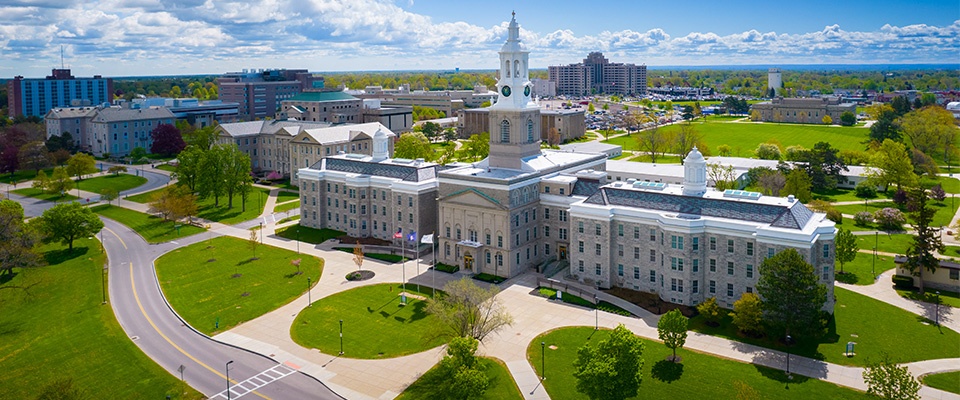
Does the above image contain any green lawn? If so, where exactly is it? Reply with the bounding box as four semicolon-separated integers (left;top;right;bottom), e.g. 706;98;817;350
275;224;344;244
11;187;80;202
155;164;177;173
0;239;202;399
835;199;958;228
128;187;270;224
277;215;301;224
276;190;299;203
91;204;206;243
274;200;300;213
834;252;897;285
537;287;633;316
526;327;868;400
813;188;891;203
334;247;408;263
0;168;55;184
290;284;444;359
156;236;323;335
77;174;147;194
922;371;960;394
896;288;960;309
397;357;522;400
922;176;960;194
689;287;960;367
628;154;683;163
851;233;914;255
603;119;869;157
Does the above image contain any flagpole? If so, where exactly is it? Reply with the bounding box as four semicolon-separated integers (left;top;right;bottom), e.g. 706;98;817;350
432;231;436;298
415;233;420;294
401;232;407;305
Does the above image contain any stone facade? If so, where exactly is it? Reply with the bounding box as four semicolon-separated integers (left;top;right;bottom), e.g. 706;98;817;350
752;97;856;124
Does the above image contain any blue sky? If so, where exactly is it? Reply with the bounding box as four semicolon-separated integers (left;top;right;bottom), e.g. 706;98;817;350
1;0;957;77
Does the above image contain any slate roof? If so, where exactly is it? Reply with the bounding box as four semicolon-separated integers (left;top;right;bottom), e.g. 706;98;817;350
571;179;602;197
584;187;814;230
92;107;175;122
321;158;437;182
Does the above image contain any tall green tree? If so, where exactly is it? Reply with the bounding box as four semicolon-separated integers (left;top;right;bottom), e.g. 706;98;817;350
462;132;489;161
0;200;43;278
573;324;645;400
197;145;228;207
862;356;920;400
795;141;847;190
865;139;917;192
48;166;75;196
834;228;858;274
899;106;957;156
435;337;489;399
220;145;252;209
394;132;433;161
868;109;902;144
757;248;828;340
730;292;764;336
65;153;96;181
38;202;104;251
782;168;813;203
903;186;944;294
657;309;688;362
173;145;204;192
425;278;513;342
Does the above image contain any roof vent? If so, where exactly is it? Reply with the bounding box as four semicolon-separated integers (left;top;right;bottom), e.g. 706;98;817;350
787;194;795;203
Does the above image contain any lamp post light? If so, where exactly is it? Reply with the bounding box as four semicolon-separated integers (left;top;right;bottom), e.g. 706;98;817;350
259;222;263;244
873;232;878;279
594;292;599;330
540;341;546;381
339;319;344;355
225;360;234;400
936;291;941;327
102;266;108;305
296;226;300;254
307;277;312;307
785;335;793;380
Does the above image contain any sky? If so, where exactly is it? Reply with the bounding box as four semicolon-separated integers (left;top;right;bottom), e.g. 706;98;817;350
1;0;958;77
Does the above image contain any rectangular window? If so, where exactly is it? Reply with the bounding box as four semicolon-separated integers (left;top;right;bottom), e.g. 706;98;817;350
768;248;775;259
709;259;716;272
692;259;699;272
823;266;830;281
746;287;753;293
595;244;601;256
823;244;830;258
618;224;624;237
544;226;550;237
727;262;734;276
649;249;656;262
746;264;754;278
634;267;640;279
950;269;959;280
559;210;567;222
545;244;550;254
617;264;624;277
544;186;550;193
578;261;584;273
486;234;491;245
578;221;584;233
544;208;550;219
747;242;754;256
595;224;602;236
649;270;656;283
709;280;716;294
595;264;602;276
578;241;584;253
692;280;699;294
634;226;640;239
671;278;677;291
678;279;684;293
446;227;451;238
727;284;734;297
709;237;717;251
634;247;640;260
650;229;656;241
692;237;699;251
498;236;503;247
617;245;623;257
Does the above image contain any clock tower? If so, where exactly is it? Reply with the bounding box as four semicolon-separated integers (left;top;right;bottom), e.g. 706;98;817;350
488;12;542;170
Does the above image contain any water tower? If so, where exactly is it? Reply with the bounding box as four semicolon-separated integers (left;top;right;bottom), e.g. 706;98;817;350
768;68;782;96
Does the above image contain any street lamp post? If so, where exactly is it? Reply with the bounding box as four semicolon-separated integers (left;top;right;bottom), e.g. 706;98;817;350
785;335;793;380
540;341;545;381
296;226;300;254
102;266;108;305
594;292;599;330
225;360;234;400
307;277;312;307
339;319;344;355
259;222;263;244
873;232;878;279
936;291;941;326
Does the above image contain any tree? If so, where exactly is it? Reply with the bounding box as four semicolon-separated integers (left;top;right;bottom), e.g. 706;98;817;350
573;324;645;400
930;184;947;202
249;229;259;259
425;278;513;342
107;165;127;176
173;146;204;191
782;168;812;203
197;145;227;206
840;111;856;126
38;202;104;251
421;122;441;142
394;132;433;161
757;248;827;340
32;170;50;192
758;171;786;196
50;148;71;166
184;126;219;150
657;309;688;362
869;109;902;144
795;142;847;191
673;123;705;164
890;96;912;116
634;126;672;164
48;166;75;196
434;337;490;399
99;188;119;206
220;145;252;209
707;163;737;191
754;143;781;160
353;241;363;274
696;297;723;326
717;144;732;156
909;148;939;178
66;153;96;181
900;106;957;156
148;185;197;222
150;123;186;157
129;146;148;162
834;228;858;274
730;292;763;336
0;200;43;278
865;139;917;192
874;207;906;231
904;186;944;294
547;127;561;146
821;115;833;125
18;141;51;174
588;103;596;113
462;132;490;161
862;356;920;400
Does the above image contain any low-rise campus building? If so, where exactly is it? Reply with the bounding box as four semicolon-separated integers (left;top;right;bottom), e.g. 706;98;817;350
752;97;856;124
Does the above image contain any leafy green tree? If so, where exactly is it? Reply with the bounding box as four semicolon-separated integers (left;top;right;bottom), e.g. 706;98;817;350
865;139;917;192
220;145;252;209
635;126;672;164
66;153;96;181
462;132;490;161
904;186;944;294
107;165;127;176
394;132;433;161
197;145;227;207
869;109;902;144
32;170;49;192
425;278;513;342
18;141;51;174
434;337;490;399
862;356;920;400
588;103;596;113
129;146;148;162
184;126;219;150
795;142;847;190
0;200;43;278
696;297;723;326
757;248;827;340
173;146;204;192
421;122;441;142
890;96;912;116
900;106;957;156
782;168;812;203
99;188;119;206
38;202;104;251
834;228;858;274
573;324;645;400
730;293;763;336
48;166;75;196
840;111;856;126
657;309;688;362
755;143;781;160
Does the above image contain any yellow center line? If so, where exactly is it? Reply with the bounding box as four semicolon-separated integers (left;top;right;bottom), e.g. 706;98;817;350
114;240;272;399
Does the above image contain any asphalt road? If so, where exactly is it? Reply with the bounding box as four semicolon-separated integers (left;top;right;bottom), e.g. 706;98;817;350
100;217;342;399
10;166;170;218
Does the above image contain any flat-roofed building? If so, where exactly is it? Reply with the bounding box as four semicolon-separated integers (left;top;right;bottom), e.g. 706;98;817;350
88;107;175;157
7;69;112;119
752;97;856;124
549;52;646;97
277;91;363;124
217;68;323;121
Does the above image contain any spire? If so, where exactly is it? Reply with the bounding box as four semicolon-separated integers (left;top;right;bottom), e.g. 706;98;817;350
507;11;520;44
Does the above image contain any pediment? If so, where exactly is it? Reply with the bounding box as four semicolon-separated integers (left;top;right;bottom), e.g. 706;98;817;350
443;188;506;210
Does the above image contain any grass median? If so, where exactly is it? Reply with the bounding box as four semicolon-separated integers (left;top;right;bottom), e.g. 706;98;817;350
398;357;522;400
274;199;300;214
156;236;323;335
922;371;960;394
91;204;206;243
526;326;868;400
77;174;147;193
0;238;202;399
11;187;80;202
275;224;343;244
128;187;270;224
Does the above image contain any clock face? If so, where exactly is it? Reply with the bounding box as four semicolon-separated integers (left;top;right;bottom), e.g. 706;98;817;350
501;86;511;97
524;86;531;97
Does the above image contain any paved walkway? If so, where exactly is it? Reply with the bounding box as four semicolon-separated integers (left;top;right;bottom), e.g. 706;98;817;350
838;269;960;333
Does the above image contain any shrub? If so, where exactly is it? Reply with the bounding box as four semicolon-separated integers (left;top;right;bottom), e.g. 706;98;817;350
892;188;908;206
930;184;947;202
840;111;857;126
755;143;781;160
855;181;877;198
854;211;873;226
696;297;723;326
730;293;763;336
435;263;459;273
784;145;808;161
826;209;843;224
874;208;906;231
892;275;915;290
839;149;870;166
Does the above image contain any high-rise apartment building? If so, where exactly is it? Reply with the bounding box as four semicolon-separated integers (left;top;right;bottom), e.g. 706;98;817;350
7;69;113;119
548;52;647;97
216;69;325;121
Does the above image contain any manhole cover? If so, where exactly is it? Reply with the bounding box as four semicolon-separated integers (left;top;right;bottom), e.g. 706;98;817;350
130;336;139;341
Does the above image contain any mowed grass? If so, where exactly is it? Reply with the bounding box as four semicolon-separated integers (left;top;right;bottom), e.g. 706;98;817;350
922;371;960;394
77;174;147;193
835;199;959;228
0;239;202;399
896;288;960;309
290;284;444;359
0;168;55;184
603;119;869;157
275;224;344;244
11;187;80;202
128;187;270;224
275;190;299;203
155;164;177;173
689;287;960;367
274;200;300;214
526;327;869;400
91;204;206;243
397;357;522;400
156;236;323;335
834;252;898;285
850;233;914;255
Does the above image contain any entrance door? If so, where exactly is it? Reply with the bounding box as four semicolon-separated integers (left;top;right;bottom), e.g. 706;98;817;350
464;254;474;272
558;245;567;260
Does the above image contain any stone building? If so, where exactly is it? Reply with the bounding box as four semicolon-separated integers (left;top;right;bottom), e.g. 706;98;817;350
88;107;175;157
277;92;363;124
457;107;585;142
216;119;332;176
752;97;856;124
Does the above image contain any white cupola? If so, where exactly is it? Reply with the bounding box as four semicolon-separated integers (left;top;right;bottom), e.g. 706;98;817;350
682;146;707;196
372;127;389;161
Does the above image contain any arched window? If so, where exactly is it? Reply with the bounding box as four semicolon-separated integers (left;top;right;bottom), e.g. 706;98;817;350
500;120;510;143
514;60;520;77
527;119;534;142
505;60;510;78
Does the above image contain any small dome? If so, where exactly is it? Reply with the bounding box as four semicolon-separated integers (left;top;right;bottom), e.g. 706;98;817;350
684;146;705;163
374;128;387;138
